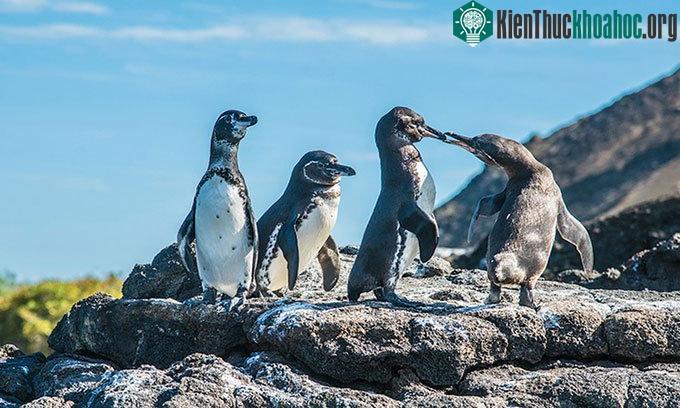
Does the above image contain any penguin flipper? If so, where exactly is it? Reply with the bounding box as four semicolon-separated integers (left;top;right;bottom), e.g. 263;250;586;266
556;197;594;272
246;200;259;291
277;221;300;290
468;189;506;244
398;201;438;262
317;235;341;291
177;198;197;274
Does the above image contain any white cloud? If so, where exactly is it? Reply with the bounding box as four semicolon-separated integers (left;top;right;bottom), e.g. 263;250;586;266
112;26;244;42
0;23;100;38
0;17;450;46
0;0;110;14
52;1;109;15
343;23;443;44
0;0;48;12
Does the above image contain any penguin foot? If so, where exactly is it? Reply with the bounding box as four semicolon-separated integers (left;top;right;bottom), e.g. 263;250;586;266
485;282;502;304
519;285;538;310
373;288;385;301
202;287;218;304
223;286;248;312
226;295;246;312
257;288;276;298
484;295;501;305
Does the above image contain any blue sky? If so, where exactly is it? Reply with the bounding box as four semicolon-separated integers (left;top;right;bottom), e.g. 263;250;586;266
0;0;677;281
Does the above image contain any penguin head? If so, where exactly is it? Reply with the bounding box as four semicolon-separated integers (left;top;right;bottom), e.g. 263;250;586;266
377;107;446;147
446;133;539;173
295;150;356;187
212;110;258;144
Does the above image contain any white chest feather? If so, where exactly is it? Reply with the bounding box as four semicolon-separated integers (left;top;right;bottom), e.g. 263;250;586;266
194;175;253;296
391;161;436;280
261;187;340;291
414;160;436;212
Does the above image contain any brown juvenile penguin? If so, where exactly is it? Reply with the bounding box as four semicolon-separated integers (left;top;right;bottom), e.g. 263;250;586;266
446;132;593;308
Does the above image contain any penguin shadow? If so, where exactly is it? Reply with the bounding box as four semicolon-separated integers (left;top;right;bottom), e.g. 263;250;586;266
340;285;541;316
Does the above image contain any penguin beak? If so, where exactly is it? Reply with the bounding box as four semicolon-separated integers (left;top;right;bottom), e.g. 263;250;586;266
419;124;447;141
444;132;476;152
244;115;258;127
235;115;258;131
331;163;356;177
444;132;499;167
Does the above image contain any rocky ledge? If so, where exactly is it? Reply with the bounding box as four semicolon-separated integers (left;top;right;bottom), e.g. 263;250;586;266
2;252;679;407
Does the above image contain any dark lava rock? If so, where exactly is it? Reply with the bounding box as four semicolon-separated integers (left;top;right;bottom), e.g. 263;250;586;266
48;293;269;368
248;300;507;386
339;245;359;255
39;251;680;407
604;303;680;361
0;350;45;402
122;243;201;301
82;353;397;407
404;256;454;278
459;361;680;407
545;233;680;292
0;395;20;408
22;396;74;407
548;196;680;274
618;233;680;291
32;354;115;405
49;264;680;389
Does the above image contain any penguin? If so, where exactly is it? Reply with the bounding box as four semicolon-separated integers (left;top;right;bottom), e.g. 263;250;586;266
445;132;593;309
347;107;447;307
255;151;356;294
177;110;259;309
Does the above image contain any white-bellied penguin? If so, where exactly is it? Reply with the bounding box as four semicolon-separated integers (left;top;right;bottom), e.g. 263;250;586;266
445;132;593;309
255;151;356;294
177;110;259;309
347;107;447;307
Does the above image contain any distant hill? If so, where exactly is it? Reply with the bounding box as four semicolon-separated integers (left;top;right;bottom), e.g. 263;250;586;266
435;67;680;247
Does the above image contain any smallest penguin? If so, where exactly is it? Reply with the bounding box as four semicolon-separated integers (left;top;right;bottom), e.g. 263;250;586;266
255;151;356;294
445;132;593;309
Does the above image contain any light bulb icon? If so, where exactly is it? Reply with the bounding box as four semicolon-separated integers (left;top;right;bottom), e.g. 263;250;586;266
461;7;485;47
453;1;492;47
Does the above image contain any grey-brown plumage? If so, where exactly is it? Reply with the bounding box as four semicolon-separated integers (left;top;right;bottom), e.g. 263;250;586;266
347;107;446;307
446;133;593;308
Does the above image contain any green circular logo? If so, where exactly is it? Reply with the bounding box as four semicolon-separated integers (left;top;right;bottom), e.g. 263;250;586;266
453;1;494;47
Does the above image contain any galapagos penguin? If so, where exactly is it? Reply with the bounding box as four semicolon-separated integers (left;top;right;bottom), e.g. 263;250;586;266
255;151;356;294
445;132;593;309
177;110;259;309
347;107;447;307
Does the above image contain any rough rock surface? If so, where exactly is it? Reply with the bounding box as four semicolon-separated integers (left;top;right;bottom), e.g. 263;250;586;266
36;252;680;406
49;292;268;368
460;361;680;407
0;350;45;402
547;196;680;273
547;233;680;292
32;354;115;405
403;256;453;278
122;244;201;301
